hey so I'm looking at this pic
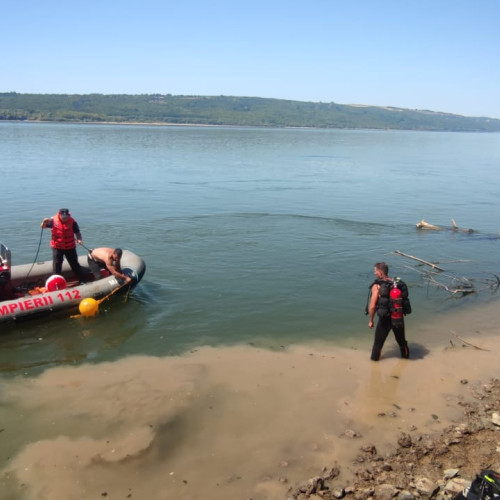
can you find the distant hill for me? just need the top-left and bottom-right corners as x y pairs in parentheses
(1, 92), (499, 132)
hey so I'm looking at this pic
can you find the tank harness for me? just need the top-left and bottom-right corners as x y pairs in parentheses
(364, 277), (411, 318)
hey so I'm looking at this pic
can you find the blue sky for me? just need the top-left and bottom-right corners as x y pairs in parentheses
(3, 0), (499, 118)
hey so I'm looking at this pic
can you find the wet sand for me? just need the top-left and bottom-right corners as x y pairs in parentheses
(1, 302), (499, 500)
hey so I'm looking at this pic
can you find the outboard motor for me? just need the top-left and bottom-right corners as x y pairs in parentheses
(0, 242), (13, 300)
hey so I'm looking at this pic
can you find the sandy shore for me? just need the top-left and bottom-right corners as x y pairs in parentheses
(1, 301), (499, 500)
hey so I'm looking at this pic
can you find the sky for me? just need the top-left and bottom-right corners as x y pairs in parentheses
(2, 0), (499, 118)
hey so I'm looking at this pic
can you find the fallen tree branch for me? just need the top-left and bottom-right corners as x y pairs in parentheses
(415, 219), (475, 233)
(394, 250), (445, 271)
(416, 220), (442, 230)
(450, 331), (490, 351)
(451, 219), (475, 234)
(427, 274), (476, 295)
(424, 271), (499, 297)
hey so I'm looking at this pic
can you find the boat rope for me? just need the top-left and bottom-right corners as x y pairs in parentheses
(80, 243), (92, 253)
(97, 281), (130, 305)
(26, 227), (44, 279)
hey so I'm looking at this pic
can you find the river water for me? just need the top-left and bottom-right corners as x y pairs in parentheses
(0, 122), (499, 499)
(1, 123), (499, 364)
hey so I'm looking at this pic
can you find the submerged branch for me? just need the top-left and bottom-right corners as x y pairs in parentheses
(398, 220), (499, 299)
(397, 251), (498, 298)
(394, 250), (445, 271)
(427, 273), (476, 296)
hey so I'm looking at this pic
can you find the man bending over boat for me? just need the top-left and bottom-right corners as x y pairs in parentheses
(87, 248), (132, 283)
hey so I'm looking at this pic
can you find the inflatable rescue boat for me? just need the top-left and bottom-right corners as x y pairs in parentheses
(0, 242), (146, 323)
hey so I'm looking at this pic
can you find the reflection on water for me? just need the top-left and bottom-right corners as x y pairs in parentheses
(0, 295), (143, 374)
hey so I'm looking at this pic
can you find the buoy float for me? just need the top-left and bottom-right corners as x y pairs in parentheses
(45, 275), (67, 291)
(79, 297), (99, 317)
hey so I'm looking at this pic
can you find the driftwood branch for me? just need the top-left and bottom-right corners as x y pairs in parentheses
(451, 219), (474, 234)
(394, 250), (445, 271)
(450, 330), (490, 351)
(416, 219), (475, 233)
(403, 221), (500, 298)
(416, 220), (442, 230)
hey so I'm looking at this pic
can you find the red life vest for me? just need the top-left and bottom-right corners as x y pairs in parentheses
(50, 213), (77, 250)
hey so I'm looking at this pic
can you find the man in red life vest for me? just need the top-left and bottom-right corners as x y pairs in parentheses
(367, 261), (410, 361)
(41, 208), (86, 283)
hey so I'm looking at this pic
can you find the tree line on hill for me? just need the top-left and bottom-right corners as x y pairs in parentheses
(0, 92), (499, 132)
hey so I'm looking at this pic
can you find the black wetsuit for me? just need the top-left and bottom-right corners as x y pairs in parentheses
(370, 279), (409, 361)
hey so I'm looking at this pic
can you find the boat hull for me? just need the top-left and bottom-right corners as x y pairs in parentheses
(0, 250), (145, 323)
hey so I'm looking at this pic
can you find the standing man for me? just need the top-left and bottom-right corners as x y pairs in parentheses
(41, 208), (86, 283)
(367, 261), (410, 361)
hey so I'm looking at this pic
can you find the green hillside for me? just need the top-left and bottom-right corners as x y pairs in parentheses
(1, 92), (499, 132)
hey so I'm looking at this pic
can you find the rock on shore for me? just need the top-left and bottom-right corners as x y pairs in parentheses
(288, 378), (500, 500)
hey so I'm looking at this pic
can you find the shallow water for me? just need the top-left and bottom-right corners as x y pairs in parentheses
(1, 304), (499, 500)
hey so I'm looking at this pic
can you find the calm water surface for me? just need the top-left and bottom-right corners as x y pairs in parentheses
(1, 122), (499, 371)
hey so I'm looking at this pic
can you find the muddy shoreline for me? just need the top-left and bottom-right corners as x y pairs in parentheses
(289, 378), (500, 499)
(1, 302), (500, 499)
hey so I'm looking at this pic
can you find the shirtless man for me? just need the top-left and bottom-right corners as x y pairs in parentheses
(87, 248), (132, 283)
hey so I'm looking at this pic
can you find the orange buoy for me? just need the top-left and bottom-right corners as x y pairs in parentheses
(79, 298), (99, 317)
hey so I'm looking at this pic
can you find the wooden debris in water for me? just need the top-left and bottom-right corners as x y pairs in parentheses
(415, 219), (475, 233)
(394, 250), (445, 271)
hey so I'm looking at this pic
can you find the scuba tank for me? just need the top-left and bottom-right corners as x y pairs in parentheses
(390, 279), (404, 327)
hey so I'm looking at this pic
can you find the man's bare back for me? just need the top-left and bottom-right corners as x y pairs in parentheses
(89, 248), (131, 282)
